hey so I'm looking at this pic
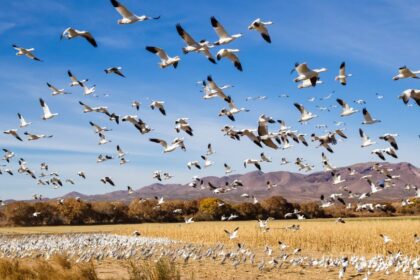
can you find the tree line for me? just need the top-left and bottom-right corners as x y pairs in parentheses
(0, 196), (418, 226)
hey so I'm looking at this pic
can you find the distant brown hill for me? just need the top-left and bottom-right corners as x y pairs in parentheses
(60, 162), (419, 203)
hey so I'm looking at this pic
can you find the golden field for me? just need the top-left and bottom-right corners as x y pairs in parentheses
(0, 216), (419, 279)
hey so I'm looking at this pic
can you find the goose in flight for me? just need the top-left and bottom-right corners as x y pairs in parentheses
(132, 101), (140, 111)
(24, 132), (53, 141)
(116, 145), (126, 158)
(201, 155), (213, 168)
(244, 159), (261, 171)
(260, 152), (271, 162)
(67, 70), (88, 87)
(61, 28), (97, 47)
(210, 17), (242, 45)
(2, 149), (15, 163)
(335, 62), (352, 85)
(104, 67), (125, 77)
(379, 134), (398, 150)
(224, 163), (234, 174)
(202, 75), (231, 100)
(248, 18), (273, 43)
(258, 115), (278, 149)
(294, 103), (317, 122)
(77, 171), (86, 179)
(3, 129), (23, 141)
(291, 62), (327, 87)
(89, 121), (111, 134)
(187, 161), (201, 170)
(379, 234), (392, 244)
(98, 133), (111, 145)
(46, 82), (70, 96)
(206, 143), (214, 156)
(359, 128), (376, 147)
(150, 101), (166, 115)
(399, 89), (420, 106)
(78, 81), (96, 96)
(146, 46), (180, 69)
(184, 217), (194, 224)
(176, 23), (216, 63)
(336, 98), (358, 116)
(175, 118), (193, 136)
(362, 108), (381, 125)
(218, 96), (249, 121)
(216, 49), (242, 71)
(392, 66), (420, 80)
(122, 115), (152, 134)
(371, 148), (397, 161)
(100, 176), (115, 186)
(297, 78), (322, 89)
(12, 44), (42, 61)
(17, 113), (31, 128)
(110, 0), (160, 24)
(224, 227), (239, 240)
(331, 172), (346, 185)
(149, 138), (186, 153)
(39, 98), (58, 120)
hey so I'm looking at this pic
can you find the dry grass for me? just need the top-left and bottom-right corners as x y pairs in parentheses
(127, 259), (181, 280)
(1, 216), (419, 256)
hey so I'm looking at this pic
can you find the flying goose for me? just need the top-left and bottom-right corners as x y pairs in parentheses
(175, 118), (193, 136)
(362, 108), (381, 124)
(258, 115), (278, 149)
(116, 145), (126, 158)
(336, 98), (358, 116)
(201, 155), (213, 168)
(248, 18), (273, 43)
(379, 234), (392, 244)
(100, 176), (115, 186)
(210, 17), (242, 45)
(132, 101), (140, 111)
(104, 67), (125, 77)
(297, 78), (323, 89)
(184, 217), (194, 224)
(260, 152), (271, 162)
(121, 115), (152, 134)
(176, 23), (216, 63)
(206, 143), (214, 155)
(294, 103), (317, 122)
(110, 0), (159, 24)
(331, 172), (346, 185)
(224, 227), (239, 240)
(291, 62), (327, 87)
(150, 101), (166, 115)
(12, 44), (42, 61)
(61, 28), (97, 47)
(17, 113), (31, 128)
(78, 81), (96, 96)
(2, 149), (15, 162)
(146, 46), (180, 68)
(379, 134), (398, 150)
(3, 129), (22, 141)
(371, 148), (397, 161)
(335, 62), (352, 85)
(149, 138), (186, 153)
(24, 132), (53, 141)
(244, 159), (261, 171)
(216, 49), (242, 71)
(399, 89), (420, 106)
(392, 66), (420, 80)
(187, 161), (201, 170)
(218, 96), (249, 121)
(224, 163), (234, 174)
(89, 121), (111, 134)
(46, 82), (70, 96)
(98, 132), (111, 145)
(39, 98), (58, 120)
(359, 128), (376, 147)
(67, 70), (88, 87)
(203, 75), (231, 100)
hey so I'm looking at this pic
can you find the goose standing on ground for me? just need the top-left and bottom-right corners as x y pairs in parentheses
(110, 0), (160, 24)
(150, 101), (166, 115)
(3, 129), (23, 141)
(104, 67), (125, 77)
(12, 45), (42, 61)
(248, 18), (273, 43)
(17, 113), (31, 128)
(61, 28), (97, 47)
(294, 103), (317, 122)
(210, 17), (242, 45)
(335, 62), (352, 85)
(291, 62), (327, 87)
(337, 98), (358, 116)
(175, 118), (193, 136)
(149, 138), (186, 153)
(216, 49), (242, 71)
(146, 46), (180, 69)
(46, 82), (70, 96)
(392, 66), (420, 80)
(359, 128), (376, 147)
(68, 70), (88, 87)
(399, 89), (420, 106)
(176, 24), (216, 63)
(362, 108), (381, 125)
(39, 98), (58, 120)
(379, 134), (398, 150)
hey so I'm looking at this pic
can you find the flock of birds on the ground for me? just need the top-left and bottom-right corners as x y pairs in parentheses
(0, 233), (419, 279)
(1, 1), (420, 278)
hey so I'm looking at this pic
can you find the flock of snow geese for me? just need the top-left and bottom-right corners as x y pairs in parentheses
(1, 0), (420, 277)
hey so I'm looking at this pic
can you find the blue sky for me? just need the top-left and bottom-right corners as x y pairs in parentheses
(0, 0), (419, 200)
